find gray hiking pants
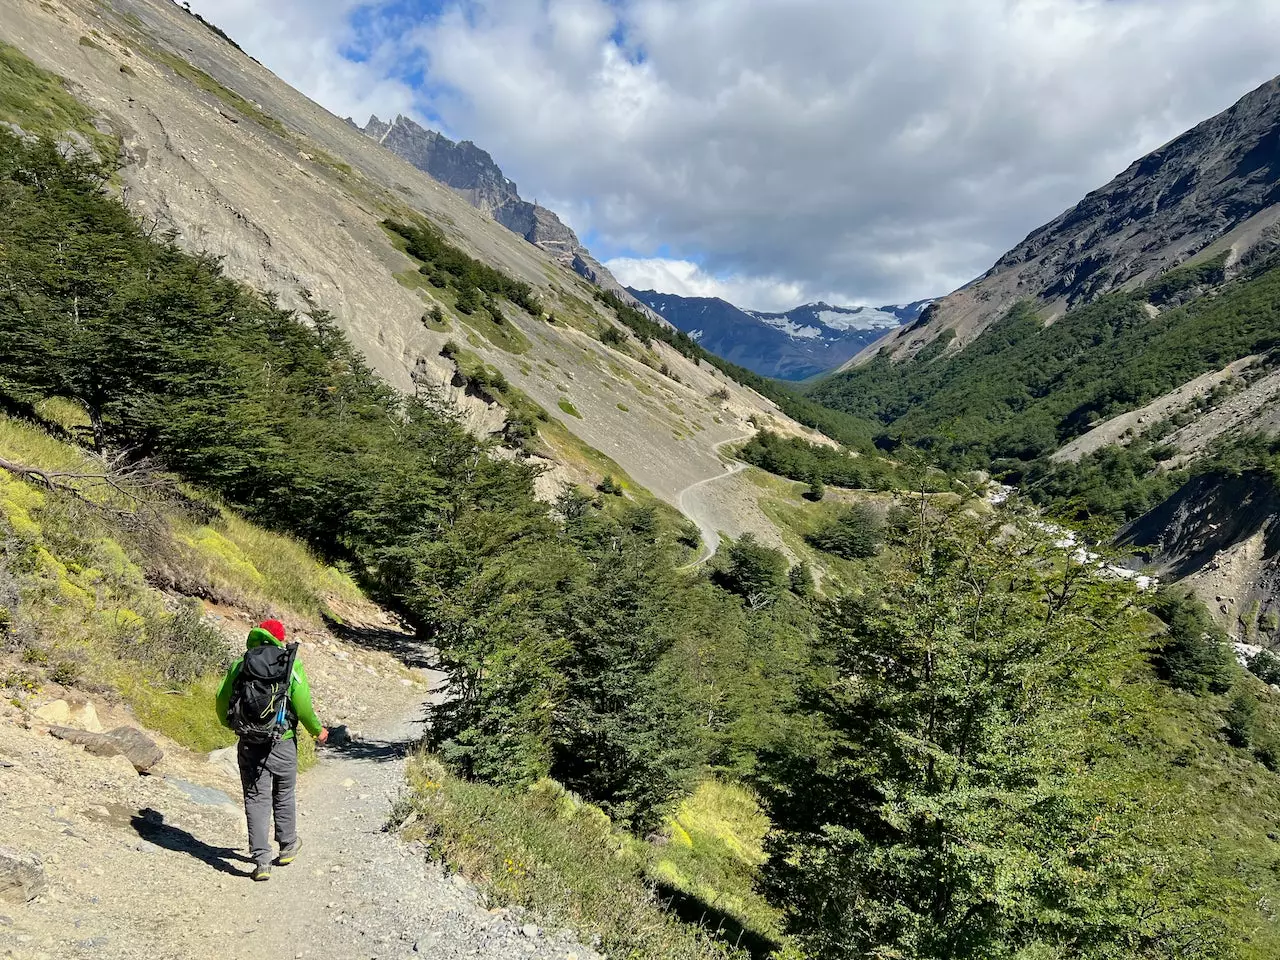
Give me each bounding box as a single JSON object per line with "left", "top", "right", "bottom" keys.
{"left": 237, "top": 737, "right": 298, "bottom": 867}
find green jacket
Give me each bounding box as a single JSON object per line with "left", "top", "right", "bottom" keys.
{"left": 215, "top": 627, "right": 323, "bottom": 739}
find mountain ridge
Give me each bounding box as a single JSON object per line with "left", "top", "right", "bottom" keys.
{"left": 628, "top": 288, "right": 930, "bottom": 380}
{"left": 846, "top": 73, "right": 1280, "bottom": 368}
{"left": 356, "top": 112, "right": 646, "bottom": 310}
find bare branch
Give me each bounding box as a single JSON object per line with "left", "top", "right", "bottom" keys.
{"left": 0, "top": 452, "right": 179, "bottom": 527}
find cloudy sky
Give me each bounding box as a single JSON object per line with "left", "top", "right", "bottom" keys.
{"left": 189, "top": 0, "right": 1279, "bottom": 311}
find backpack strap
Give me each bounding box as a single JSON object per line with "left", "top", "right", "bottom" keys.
{"left": 281, "top": 642, "right": 301, "bottom": 729}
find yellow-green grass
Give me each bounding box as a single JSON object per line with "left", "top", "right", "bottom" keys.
{"left": 0, "top": 414, "right": 370, "bottom": 752}
{"left": 0, "top": 42, "right": 118, "bottom": 160}
{"left": 399, "top": 754, "right": 745, "bottom": 960}
{"left": 121, "top": 673, "right": 234, "bottom": 753}
{"left": 176, "top": 511, "right": 363, "bottom": 622}
{"left": 650, "top": 781, "right": 783, "bottom": 950}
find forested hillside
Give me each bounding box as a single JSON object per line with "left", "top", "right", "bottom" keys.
{"left": 5, "top": 123, "right": 1280, "bottom": 958}
{"left": 4, "top": 4, "right": 1280, "bottom": 959}
{"left": 810, "top": 254, "right": 1280, "bottom": 471}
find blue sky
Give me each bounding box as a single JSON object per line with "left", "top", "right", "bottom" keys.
{"left": 189, "top": 0, "right": 1280, "bottom": 311}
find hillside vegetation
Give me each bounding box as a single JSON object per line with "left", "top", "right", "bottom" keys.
{"left": 810, "top": 257, "right": 1280, "bottom": 473}
{"left": 4, "top": 25, "right": 1280, "bottom": 960}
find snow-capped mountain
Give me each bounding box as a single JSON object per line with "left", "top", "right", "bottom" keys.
{"left": 627, "top": 290, "right": 932, "bottom": 380}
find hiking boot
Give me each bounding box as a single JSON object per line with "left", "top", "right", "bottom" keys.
{"left": 277, "top": 837, "right": 303, "bottom": 866}
{"left": 252, "top": 863, "right": 272, "bottom": 882}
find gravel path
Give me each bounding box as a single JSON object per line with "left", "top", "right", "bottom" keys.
{"left": 1, "top": 639, "right": 596, "bottom": 960}
{"left": 212, "top": 679, "right": 595, "bottom": 960}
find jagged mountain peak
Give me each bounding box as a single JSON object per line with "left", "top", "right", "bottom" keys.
{"left": 356, "top": 113, "right": 650, "bottom": 310}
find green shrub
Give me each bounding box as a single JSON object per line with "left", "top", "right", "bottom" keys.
{"left": 788, "top": 561, "right": 814, "bottom": 597}
{"left": 1248, "top": 649, "right": 1280, "bottom": 686}
{"left": 1225, "top": 691, "right": 1259, "bottom": 749}
{"left": 714, "top": 534, "right": 788, "bottom": 607}
{"left": 1151, "top": 590, "right": 1234, "bottom": 695}
{"left": 805, "top": 505, "right": 881, "bottom": 559}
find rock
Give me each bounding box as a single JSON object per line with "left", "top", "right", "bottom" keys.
{"left": 47, "top": 725, "right": 164, "bottom": 773}
{"left": 0, "top": 848, "right": 47, "bottom": 904}
{"left": 32, "top": 700, "right": 70, "bottom": 726}
{"left": 66, "top": 699, "right": 102, "bottom": 733}
{"left": 206, "top": 746, "right": 240, "bottom": 779}
{"left": 105, "top": 726, "right": 164, "bottom": 772}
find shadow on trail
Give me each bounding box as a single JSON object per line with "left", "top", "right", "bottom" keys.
{"left": 322, "top": 614, "right": 435, "bottom": 670}
{"left": 323, "top": 733, "right": 419, "bottom": 765}
{"left": 131, "top": 808, "right": 251, "bottom": 878}
{"left": 655, "top": 882, "right": 779, "bottom": 960}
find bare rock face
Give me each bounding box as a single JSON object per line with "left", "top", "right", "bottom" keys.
{"left": 857, "top": 74, "right": 1280, "bottom": 365}
{"left": 1122, "top": 470, "right": 1280, "bottom": 638}
{"left": 361, "top": 114, "right": 649, "bottom": 310}
{"left": 0, "top": 848, "right": 48, "bottom": 903}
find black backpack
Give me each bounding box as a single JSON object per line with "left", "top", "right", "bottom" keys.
{"left": 228, "top": 642, "right": 299, "bottom": 743}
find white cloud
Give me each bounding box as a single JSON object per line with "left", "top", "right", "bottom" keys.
{"left": 189, "top": 0, "right": 1280, "bottom": 305}
{"left": 606, "top": 257, "right": 807, "bottom": 312}
{"left": 185, "top": 0, "right": 417, "bottom": 123}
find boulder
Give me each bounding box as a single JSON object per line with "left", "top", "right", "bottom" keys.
{"left": 106, "top": 727, "right": 164, "bottom": 772}
{"left": 32, "top": 700, "right": 70, "bottom": 726}
{"left": 66, "top": 699, "right": 102, "bottom": 733}
{"left": 47, "top": 725, "right": 164, "bottom": 773}
{"left": 0, "top": 849, "right": 47, "bottom": 904}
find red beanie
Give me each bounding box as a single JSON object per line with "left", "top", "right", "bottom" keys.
{"left": 259, "top": 619, "right": 286, "bottom": 643}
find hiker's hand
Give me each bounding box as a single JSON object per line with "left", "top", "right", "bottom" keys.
{"left": 317, "top": 727, "right": 329, "bottom": 745}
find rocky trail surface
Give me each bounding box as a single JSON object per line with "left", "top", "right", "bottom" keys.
{"left": 0, "top": 624, "right": 597, "bottom": 960}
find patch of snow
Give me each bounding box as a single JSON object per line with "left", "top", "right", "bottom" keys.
{"left": 817, "top": 308, "right": 902, "bottom": 332}
{"left": 689, "top": 329, "right": 704, "bottom": 342}
{"left": 759, "top": 315, "right": 823, "bottom": 340}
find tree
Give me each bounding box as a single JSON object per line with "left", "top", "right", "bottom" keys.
{"left": 804, "top": 474, "right": 825, "bottom": 502}
{"left": 788, "top": 561, "right": 814, "bottom": 597}
{"left": 760, "top": 509, "right": 1225, "bottom": 960}
{"left": 1151, "top": 589, "right": 1234, "bottom": 695}
{"left": 1247, "top": 649, "right": 1280, "bottom": 686}
{"left": 715, "top": 534, "right": 788, "bottom": 608}
{"left": 1224, "top": 690, "right": 1258, "bottom": 749}
{"left": 805, "top": 504, "right": 881, "bottom": 559}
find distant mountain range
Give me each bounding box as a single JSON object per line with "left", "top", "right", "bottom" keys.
{"left": 626, "top": 289, "right": 933, "bottom": 380}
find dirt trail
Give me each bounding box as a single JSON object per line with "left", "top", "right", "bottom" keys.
{"left": 676, "top": 431, "right": 756, "bottom": 566}
{"left": 0, "top": 632, "right": 595, "bottom": 960}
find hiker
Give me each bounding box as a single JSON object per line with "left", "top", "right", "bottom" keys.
{"left": 215, "top": 619, "right": 328, "bottom": 881}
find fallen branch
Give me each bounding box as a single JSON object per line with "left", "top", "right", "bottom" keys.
{"left": 0, "top": 451, "right": 178, "bottom": 526}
